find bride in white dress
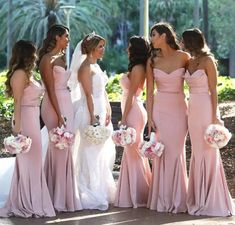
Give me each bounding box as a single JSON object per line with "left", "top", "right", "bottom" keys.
{"left": 69, "top": 32, "right": 116, "bottom": 210}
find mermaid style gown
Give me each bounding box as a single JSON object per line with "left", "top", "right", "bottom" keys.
{"left": 185, "top": 69, "right": 235, "bottom": 216}
{"left": 147, "top": 68, "right": 188, "bottom": 213}
{"left": 41, "top": 66, "right": 82, "bottom": 212}
{"left": 0, "top": 80, "right": 55, "bottom": 218}
{"left": 115, "top": 73, "right": 152, "bottom": 208}
{"left": 73, "top": 64, "right": 116, "bottom": 210}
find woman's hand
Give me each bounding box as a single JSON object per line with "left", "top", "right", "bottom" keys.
{"left": 213, "top": 117, "right": 224, "bottom": 126}
{"left": 91, "top": 115, "right": 99, "bottom": 126}
{"left": 105, "top": 113, "right": 111, "bottom": 126}
{"left": 147, "top": 118, "right": 156, "bottom": 136}
{"left": 12, "top": 125, "right": 21, "bottom": 136}
{"left": 119, "top": 118, "right": 127, "bottom": 127}
{"left": 58, "top": 115, "right": 66, "bottom": 128}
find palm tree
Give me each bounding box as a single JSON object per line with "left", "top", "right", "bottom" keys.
{"left": 0, "top": 0, "right": 112, "bottom": 65}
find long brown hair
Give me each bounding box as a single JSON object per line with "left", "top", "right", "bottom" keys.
{"left": 150, "top": 22, "right": 180, "bottom": 67}
{"left": 5, "top": 40, "right": 36, "bottom": 97}
{"left": 128, "top": 36, "right": 150, "bottom": 72}
{"left": 37, "top": 24, "right": 69, "bottom": 67}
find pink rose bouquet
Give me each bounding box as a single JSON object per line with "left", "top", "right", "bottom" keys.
{"left": 204, "top": 124, "right": 232, "bottom": 149}
{"left": 3, "top": 134, "right": 32, "bottom": 154}
{"left": 49, "top": 126, "right": 75, "bottom": 150}
{"left": 140, "top": 132, "right": 164, "bottom": 159}
{"left": 112, "top": 125, "right": 136, "bottom": 147}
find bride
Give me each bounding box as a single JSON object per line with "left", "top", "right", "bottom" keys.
{"left": 69, "top": 32, "right": 116, "bottom": 210}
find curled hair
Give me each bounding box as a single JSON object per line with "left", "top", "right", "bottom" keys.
{"left": 5, "top": 40, "right": 36, "bottom": 97}
{"left": 182, "top": 28, "right": 214, "bottom": 59}
{"left": 150, "top": 22, "right": 180, "bottom": 67}
{"left": 37, "top": 24, "right": 69, "bottom": 67}
{"left": 128, "top": 36, "right": 150, "bottom": 72}
{"left": 81, "top": 32, "right": 105, "bottom": 55}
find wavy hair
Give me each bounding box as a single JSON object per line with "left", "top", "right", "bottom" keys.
{"left": 5, "top": 40, "right": 36, "bottom": 97}
{"left": 182, "top": 28, "right": 214, "bottom": 58}
{"left": 128, "top": 36, "right": 150, "bottom": 72}
{"left": 81, "top": 32, "right": 105, "bottom": 55}
{"left": 37, "top": 24, "right": 69, "bottom": 67}
{"left": 150, "top": 22, "right": 180, "bottom": 67}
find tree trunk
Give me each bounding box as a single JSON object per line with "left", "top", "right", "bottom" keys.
{"left": 139, "top": 0, "right": 149, "bottom": 39}
{"left": 194, "top": 0, "right": 200, "bottom": 27}
{"left": 7, "top": 0, "right": 13, "bottom": 67}
{"left": 203, "top": 0, "right": 208, "bottom": 41}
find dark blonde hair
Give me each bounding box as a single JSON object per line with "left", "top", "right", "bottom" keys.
{"left": 37, "top": 24, "right": 69, "bottom": 67}
{"left": 81, "top": 32, "right": 105, "bottom": 55}
{"left": 150, "top": 22, "right": 180, "bottom": 67}
{"left": 5, "top": 40, "right": 36, "bottom": 97}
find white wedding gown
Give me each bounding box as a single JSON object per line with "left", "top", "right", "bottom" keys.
{"left": 72, "top": 64, "right": 116, "bottom": 210}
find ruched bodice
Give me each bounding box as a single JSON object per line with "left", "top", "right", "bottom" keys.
{"left": 153, "top": 68, "right": 185, "bottom": 93}
{"left": 184, "top": 70, "right": 210, "bottom": 94}
{"left": 120, "top": 73, "right": 143, "bottom": 97}
{"left": 21, "top": 80, "right": 44, "bottom": 107}
{"left": 53, "top": 66, "right": 70, "bottom": 90}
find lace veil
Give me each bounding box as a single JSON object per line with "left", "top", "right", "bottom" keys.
{"left": 68, "top": 40, "right": 87, "bottom": 103}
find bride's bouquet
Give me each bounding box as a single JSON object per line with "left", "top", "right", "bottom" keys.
{"left": 49, "top": 126, "right": 75, "bottom": 150}
{"left": 3, "top": 134, "right": 32, "bottom": 154}
{"left": 204, "top": 124, "right": 232, "bottom": 149}
{"left": 140, "top": 132, "right": 164, "bottom": 159}
{"left": 83, "top": 124, "right": 111, "bottom": 145}
{"left": 112, "top": 125, "right": 136, "bottom": 147}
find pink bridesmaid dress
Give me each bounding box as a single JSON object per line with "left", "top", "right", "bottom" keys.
{"left": 41, "top": 66, "right": 82, "bottom": 212}
{"left": 114, "top": 73, "right": 152, "bottom": 208}
{"left": 147, "top": 68, "right": 188, "bottom": 213}
{"left": 0, "top": 80, "right": 55, "bottom": 218}
{"left": 185, "top": 70, "right": 235, "bottom": 216}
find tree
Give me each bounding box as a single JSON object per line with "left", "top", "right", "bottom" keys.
{"left": 0, "top": 0, "right": 112, "bottom": 64}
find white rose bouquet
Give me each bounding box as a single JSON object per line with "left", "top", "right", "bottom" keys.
{"left": 139, "top": 132, "right": 164, "bottom": 159}
{"left": 204, "top": 124, "right": 232, "bottom": 149}
{"left": 49, "top": 125, "right": 75, "bottom": 150}
{"left": 83, "top": 124, "right": 111, "bottom": 145}
{"left": 3, "top": 134, "right": 32, "bottom": 154}
{"left": 112, "top": 125, "right": 136, "bottom": 147}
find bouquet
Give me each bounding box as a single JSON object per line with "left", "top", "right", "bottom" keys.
{"left": 49, "top": 126, "right": 75, "bottom": 150}
{"left": 204, "top": 124, "right": 232, "bottom": 149}
{"left": 3, "top": 134, "right": 32, "bottom": 154}
{"left": 83, "top": 124, "right": 111, "bottom": 145}
{"left": 112, "top": 125, "right": 136, "bottom": 147}
{"left": 140, "top": 132, "right": 164, "bottom": 159}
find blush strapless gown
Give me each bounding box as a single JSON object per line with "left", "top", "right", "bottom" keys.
{"left": 185, "top": 70, "right": 235, "bottom": 216}
{"left": 147, "top": 68, "right": 188, "bottom": 213}
{"left": 0, "top": 80, "right": 55, "bottom": 218}
{"left": 41, "top": 66, "right": 82, "bottom": 212}
{"left": 114, "top": 74, "right": 152, "bottom": 208}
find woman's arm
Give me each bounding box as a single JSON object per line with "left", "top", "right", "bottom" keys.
{"left": 120, "top": 65, "right": 145, "bottom": 126}
{"left": 206, "top": 57, "right": 223, "bottom": 125}
{"left": 39, "top": 55, "right": 65, "bottom": 127}
{"left": 10, "top": 70, "right": 27, "bottom": 135}
{"left": 146, "top": 58, "right": 156, "bottom": 133}
{"left": 79, "top": 64, "right": 97, "bottom": 125}
{"left": 104, "top": 91, "right": 112, "bottom": 126}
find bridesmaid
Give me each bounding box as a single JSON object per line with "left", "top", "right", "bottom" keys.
{"left": 115, "top": 36, "right": 152, "bottom": 208}
{"left": 146, "top": 22, "right": 190, "bottom": 213}
{"left": 38, "top": 24, "right": 82, "bottom": 212}
{"left": 0, "top": 40, "right": 55, "bottom": 217}
{"left": 182, "top": 28, "right": 235, "bottom": 216}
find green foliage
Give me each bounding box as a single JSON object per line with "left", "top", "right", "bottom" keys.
{"left": 217, "top": 76, "right": 235, "bottom": 102}
{"left": 0, "top": 73, "right": 13, "bottom": 119}
{"left": 106, "top": 73, "right": 122, "bottom": 101}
